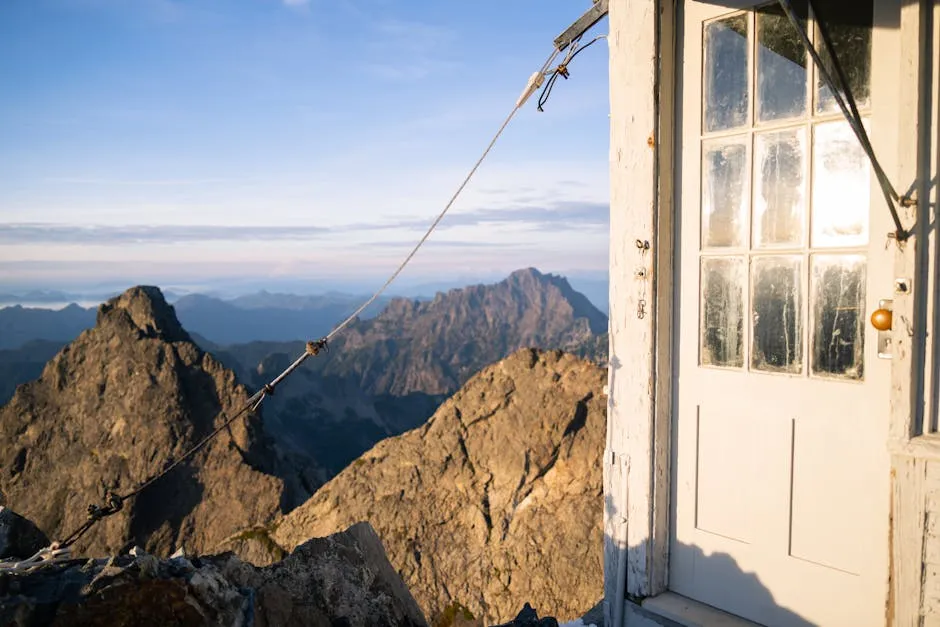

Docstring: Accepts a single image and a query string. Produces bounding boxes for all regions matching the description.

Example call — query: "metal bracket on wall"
[554,0,609,52]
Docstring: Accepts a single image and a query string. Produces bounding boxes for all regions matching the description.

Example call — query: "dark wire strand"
[58,392,266,548]
[537,34,606,112]
[778,0,909,241]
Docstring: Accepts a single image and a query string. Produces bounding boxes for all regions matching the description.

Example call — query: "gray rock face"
[0,507,50,560]
[318,268,607,399]
[0,286,303,558]
[0,522,427,627]
[270,349,606,626]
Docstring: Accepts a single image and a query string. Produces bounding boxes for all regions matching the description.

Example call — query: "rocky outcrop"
[269,349,607,625]
[0,521,427,627]
[0,287,305,558]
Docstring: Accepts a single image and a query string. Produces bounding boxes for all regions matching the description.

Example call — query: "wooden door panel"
[670,1,894,625]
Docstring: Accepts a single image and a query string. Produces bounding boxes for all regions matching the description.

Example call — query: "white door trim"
[604,0,678,615]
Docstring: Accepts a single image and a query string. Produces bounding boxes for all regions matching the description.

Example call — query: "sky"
[0,0,610,296]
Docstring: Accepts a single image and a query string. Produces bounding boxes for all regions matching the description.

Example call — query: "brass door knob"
[871,308,893,331]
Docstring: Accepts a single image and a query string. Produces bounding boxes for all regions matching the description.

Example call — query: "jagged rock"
[0,286,306,559]
[491,604,559,627]
[318,268,607,398]
[0,522,426,627]
[270,348,606,625]
[0,507,49,560]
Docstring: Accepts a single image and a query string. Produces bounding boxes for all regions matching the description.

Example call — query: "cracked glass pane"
[751,256,804,373]
[753,128,806,248]
[701,257,745,368]
[811,120,870,247]
[704,14,749,132]
[703,136,749,248]
[811,255,866,379]
[756,3,808,122]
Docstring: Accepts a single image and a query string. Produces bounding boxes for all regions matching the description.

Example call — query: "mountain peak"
[1,283,294,557]
[506,267,546,281]
[96,286,189,343]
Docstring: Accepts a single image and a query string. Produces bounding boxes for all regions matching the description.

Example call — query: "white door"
[672,1,895,625]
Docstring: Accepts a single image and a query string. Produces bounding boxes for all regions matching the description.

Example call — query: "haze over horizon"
[1,0,610,293]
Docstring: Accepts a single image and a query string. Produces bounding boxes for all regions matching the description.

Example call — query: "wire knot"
[306,339,329,356]
[87,491,123,521]
[263,383,276,396]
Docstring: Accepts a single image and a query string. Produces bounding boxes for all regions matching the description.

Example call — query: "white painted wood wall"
[605,0,674,624]
[889,1,940,625]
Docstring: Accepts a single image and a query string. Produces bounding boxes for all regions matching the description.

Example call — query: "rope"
[0,546,72,575]
[777,0,911,242]
[324,48,562,341]
[2,47,562,562]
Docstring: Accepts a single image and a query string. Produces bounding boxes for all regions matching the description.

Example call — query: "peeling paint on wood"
[889,1,940,625]
[605,0,675,606]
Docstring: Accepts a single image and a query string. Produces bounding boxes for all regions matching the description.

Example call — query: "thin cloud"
[369,200,609,232]
[42,177,237,187]
[373,18,455,50]
[362,239,534,250]
[0,224,329,245]
[363,60,455,82]
[0,201,607,246]
[362,18,457,81]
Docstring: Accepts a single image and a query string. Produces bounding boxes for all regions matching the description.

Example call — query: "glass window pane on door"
[696,3,872,383]
[814,1,873,115]
[753,128,806,248]
[704,14,749,132]
[752,256,803,373]
[703,136,749,248]
[756,3,808,122]
[811,120,870,247]
[701,257,745,368]
[811,255,866,379]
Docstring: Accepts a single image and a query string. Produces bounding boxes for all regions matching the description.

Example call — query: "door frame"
[604,0,936,623]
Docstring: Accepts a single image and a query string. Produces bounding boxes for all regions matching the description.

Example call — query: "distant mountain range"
[171,291,392,345]
[0,304,96,350]
[0,269,608,480]
[0,291,392,350]
[0,275,608,350]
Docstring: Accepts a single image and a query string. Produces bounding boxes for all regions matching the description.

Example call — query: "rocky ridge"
[264,348,607,626]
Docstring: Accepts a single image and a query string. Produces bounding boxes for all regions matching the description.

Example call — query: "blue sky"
[0,0,610,294]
